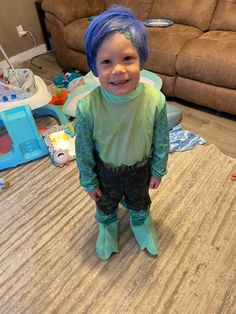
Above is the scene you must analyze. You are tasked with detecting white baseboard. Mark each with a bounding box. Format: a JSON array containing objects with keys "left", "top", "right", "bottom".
[{"left": 0, "top": 44, "right": 47, "bottom": 68}]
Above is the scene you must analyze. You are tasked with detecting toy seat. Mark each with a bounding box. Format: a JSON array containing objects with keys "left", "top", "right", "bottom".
[
  {"left": 0, "top": 75, "right": 69, "bottom": 170},
  {"left": 0, "top": 105, "right": 48, "bottom": 169}
]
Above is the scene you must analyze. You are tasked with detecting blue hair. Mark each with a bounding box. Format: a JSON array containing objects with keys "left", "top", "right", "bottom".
[{"left": 85, "top": 6, "right": 148, "bottom": 77}]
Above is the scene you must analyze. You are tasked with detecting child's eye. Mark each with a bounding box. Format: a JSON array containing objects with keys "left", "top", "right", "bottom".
[
  {"left": 124, "top": 56, "right": 133, "bottom": 62},
  {"left": 101, "top": 59, "right": 111, "bottom": 65}
]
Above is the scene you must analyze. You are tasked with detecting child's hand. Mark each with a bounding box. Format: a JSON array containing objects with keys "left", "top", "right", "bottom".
[
  {"left": 88, "top": 187, "right": 102, "bottom": 201},
  {"left": 149, "top": 176, "right": 161, "bottom": 189}
]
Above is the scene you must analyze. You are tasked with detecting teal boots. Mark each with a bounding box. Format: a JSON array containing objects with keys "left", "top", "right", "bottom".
[
  {"left": 122, "top": 200, "right": 158, "bottom": 255},
  {"left": 96, "top": 217, "right": 119, "bottom": 260},
  {"left": 95, "top": 206, "right": 158, "bottom": 260},
  {"left": 130, "top": 213, "right": 158, "bottom": 255}
]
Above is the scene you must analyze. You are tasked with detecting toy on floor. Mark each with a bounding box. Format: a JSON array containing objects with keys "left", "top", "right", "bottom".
[
  {"left": 0, "top": 68, "right": 69, "bottom": 170},
  {"left": 43, "top": 122, "right": 75, "bottom": 167},
  {"left": 48, "top": 68, "right": 84, "bottom": 105},
  {"left": 0, "top": 124, "right": 46, "bottom": 155},
  {"left": 53, "top": 68, "right": 83, "bottom": 88},
  {"left": 0, "top": 178, "right": 10, "bottom": 190},
  {"left": 49, "top": 87, "right": 69, "bottom": 105}
]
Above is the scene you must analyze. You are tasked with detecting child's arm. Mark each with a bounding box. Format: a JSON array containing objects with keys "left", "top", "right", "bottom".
[
  {"left": 75, "top": 102, "right": 100, "bottom": 193},
  {"left": 151, "top": 95, "right": 169, "bottom": 183}
]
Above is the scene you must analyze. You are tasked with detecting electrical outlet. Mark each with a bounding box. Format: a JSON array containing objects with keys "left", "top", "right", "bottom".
[{"left": 16, "top": 25, "right": 27, "bottom": 37}]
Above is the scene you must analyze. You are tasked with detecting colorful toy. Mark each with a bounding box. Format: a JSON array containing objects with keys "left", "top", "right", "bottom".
[
  {"left": 49, "top": 87, "right": 69, "bottom": 105},
  {"left": 53, "top": 68, "right": 83, "bottom": 88},
  {"left": 0, "top": 178, "right": 10, "bottom": 190},
  {"left": 0, "top": 68, "right": 37, "bottom": 102},
  {"left": 0, "top": 45, "right": 70, "bottom": 170},
  {"left": 0, "top": 73, "right": 69, "bottom": 170},
  {"left": 43, "top": 122, "right": 75, "bottom": 167}
]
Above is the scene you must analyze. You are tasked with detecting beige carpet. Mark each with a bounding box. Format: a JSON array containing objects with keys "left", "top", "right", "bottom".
[{"left": 0, "top": 144, "right": 235, "bottom": 314}]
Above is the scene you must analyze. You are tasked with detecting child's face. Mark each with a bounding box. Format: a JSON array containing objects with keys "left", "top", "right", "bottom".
[{"left": 96, "top": 31, "right": 140, "bottom": 95}]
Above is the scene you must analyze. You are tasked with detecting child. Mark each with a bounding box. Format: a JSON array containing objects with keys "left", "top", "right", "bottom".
[{"left": 75, "top": 6, "right": 169, "bottom": 260}]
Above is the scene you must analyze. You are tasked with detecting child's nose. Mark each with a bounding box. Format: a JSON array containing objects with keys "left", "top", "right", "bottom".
[{"left": 112, "top": 63, "right": 125, "bottom": 74}]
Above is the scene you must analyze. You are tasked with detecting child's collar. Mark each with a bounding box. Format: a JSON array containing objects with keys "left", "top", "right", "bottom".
[{"left": 100, "top": 84, "right": 142, "bottom": 104}]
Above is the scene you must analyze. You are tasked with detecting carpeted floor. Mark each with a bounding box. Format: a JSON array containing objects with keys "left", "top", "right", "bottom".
[{"left": 0, "top": 144, "right": 235, "bottom": 313}]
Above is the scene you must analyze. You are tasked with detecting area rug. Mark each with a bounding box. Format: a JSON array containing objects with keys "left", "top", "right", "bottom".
[{"left": 0, "top": 144, "right": 235, "bottom": 313}]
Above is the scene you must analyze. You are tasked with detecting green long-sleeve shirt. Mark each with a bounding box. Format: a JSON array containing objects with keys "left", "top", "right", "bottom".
[{"left": 75, "top": 83, "right": 169, "bottom": 192}]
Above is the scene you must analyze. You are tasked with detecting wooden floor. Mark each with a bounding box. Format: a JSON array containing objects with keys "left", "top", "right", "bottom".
[{"left": 26, "top": 51, "right": 236, "bottom": 158}]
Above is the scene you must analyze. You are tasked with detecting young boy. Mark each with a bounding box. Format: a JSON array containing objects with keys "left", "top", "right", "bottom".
[{"left": 75, "top": 6, "right": 169, "bottom": 260}]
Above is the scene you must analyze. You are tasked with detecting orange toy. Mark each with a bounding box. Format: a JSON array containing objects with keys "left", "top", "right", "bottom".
[{"left": 49, "top": 89, "right": 69, "bottom": 105}]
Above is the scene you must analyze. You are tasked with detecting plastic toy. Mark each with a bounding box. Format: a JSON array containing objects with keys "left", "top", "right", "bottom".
[
  {"left": 49, "top": 87, "right": 69, "bottom": 105},
  {"left": 43, "top": 122, "right": 75, "bottom": 167},
  {"left": 52, "top": 149, "right": 70, "bottom": 167},
  {"left": 0, "top": 73, "right": 69, "bottom": 170},
  {"left": 53, "top": 68, "right": 83, "bottom": 88},
  {"left": 0, "top": 178, "right": 10, "bottom": 190},
  {"left": 0, "top": 68, "right": 37, "bottom": 102}
]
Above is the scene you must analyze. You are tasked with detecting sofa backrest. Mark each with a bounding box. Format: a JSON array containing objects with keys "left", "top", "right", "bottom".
[
  {"left": 104, "top": 0, "right": 154, "bottom": 20},
  {"left": 150, "top": 0, "right": 218, "bottom": 31},
  {"left": 43, "top": 0, "right": 106, "bottom": 25},
  {"left": 209, "top": 0, "right": 236, "bottom": 31}
]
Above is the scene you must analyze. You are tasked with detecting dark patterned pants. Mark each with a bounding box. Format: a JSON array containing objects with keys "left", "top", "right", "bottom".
[{"left": 95, "top": 156, "right": 151, "bottom": 216}]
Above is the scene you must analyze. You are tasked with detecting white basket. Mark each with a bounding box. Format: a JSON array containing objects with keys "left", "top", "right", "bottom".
[{"left": 0, "top": 68, "right": 37, "bottom": 102}]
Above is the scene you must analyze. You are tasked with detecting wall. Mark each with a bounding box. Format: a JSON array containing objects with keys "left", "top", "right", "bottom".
[{"left": 0, "top": 0, "right": 45, "bottom": 61}]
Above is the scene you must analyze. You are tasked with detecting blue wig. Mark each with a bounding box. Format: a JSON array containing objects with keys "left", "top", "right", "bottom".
[{"left": 85, "top": 6, "right": 148, "bottom": 77}]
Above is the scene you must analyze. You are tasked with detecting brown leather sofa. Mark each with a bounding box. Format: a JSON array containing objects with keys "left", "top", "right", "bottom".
[{"left": 42, "top": 0, "right": 236, "bottom": 115}]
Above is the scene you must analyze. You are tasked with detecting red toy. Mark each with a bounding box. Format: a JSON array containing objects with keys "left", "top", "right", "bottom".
[{"left": 49, "top": 88, "right": 69, "bottom": 105}]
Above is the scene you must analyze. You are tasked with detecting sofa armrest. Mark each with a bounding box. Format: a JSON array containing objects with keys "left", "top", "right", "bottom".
[{"left": 42, "top": 0, "right": 105, "bottom": 26}]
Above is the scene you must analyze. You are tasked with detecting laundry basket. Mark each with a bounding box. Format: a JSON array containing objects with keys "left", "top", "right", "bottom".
[{"left": 0, "top": 68, "right": 37, "bottom": 102}]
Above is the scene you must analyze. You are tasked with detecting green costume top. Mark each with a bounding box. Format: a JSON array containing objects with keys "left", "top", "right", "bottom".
[{"left": 75, "top": 83, "right": 169, "bottom": 192}]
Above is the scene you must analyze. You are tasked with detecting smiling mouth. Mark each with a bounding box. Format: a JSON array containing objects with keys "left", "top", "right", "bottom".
[{"left": 110, "top": 80, "right": 129, "bottom": 86}]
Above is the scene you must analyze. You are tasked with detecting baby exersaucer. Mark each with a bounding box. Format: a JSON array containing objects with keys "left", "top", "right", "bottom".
[{"left": 0, "top": 70, "right": 69, "bottom": 170}]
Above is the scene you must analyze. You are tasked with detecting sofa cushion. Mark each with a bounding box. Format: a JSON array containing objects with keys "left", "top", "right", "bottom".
[
  {"left": 150, "top": 0, "right": 218, "bottom": 31},
  {"left": 105, "top": 0, "right": 153, "bottom": 20},
  {"left": 175, "top": 77, "right": 236, "bottom": 115},
  {"left": 176, "top": 31, "right": 236, "bottom": 89},
  {"left": 64, "top": 19, "right": 89, "bottom": 52},
  {"left": 209, "top": 0, "right": 236, "bottom": 31},
  {"left": 145, "top": 24, "right": 202, "bottom": 76}
]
